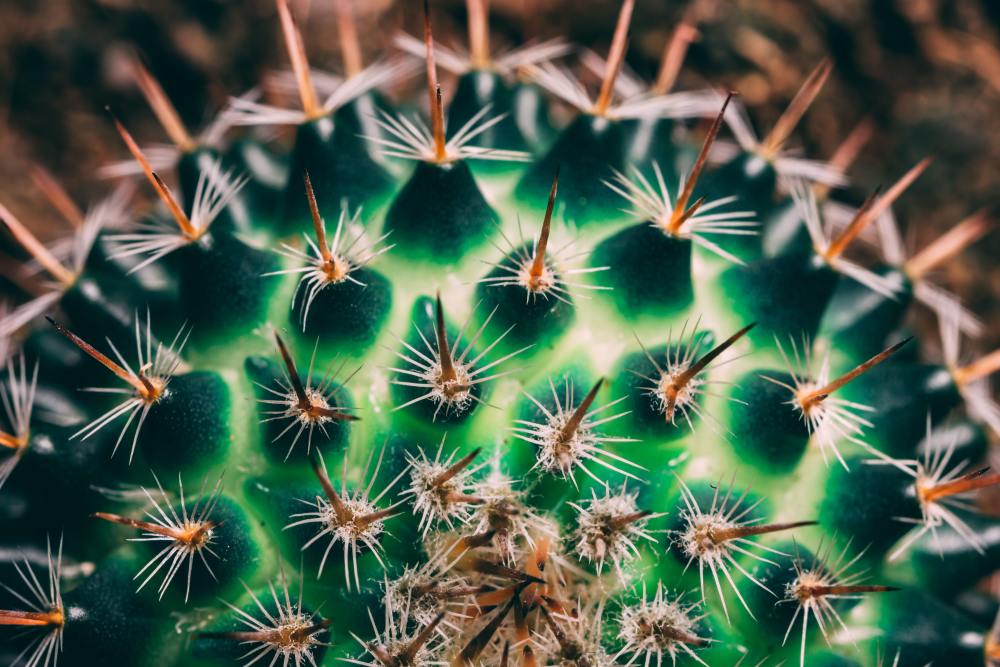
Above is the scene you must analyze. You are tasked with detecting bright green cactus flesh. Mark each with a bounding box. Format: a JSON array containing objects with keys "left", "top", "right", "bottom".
[{"left": 2, "top": 1, "right": 1000, "bottom": 667}]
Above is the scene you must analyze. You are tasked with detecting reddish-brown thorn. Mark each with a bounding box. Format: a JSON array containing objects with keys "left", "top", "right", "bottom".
[
  {"left": 557, "top": 377, "right": 604, "bottom": 445},
  {"left": 29, "top": 163, "right": 85, "bottom": 228},
  {"left": 652, "top": 22, "right": 699, "bottom": 95},
  {"left": 711, "top": 519, "right": 817, "bottom": 543},
  {"left": 528, "top": 166, "right": 559, "bottom": 285},
  {"left": 275, "top": 0, "right": 321, "bottom": 119},
  {"left": 424, "top": 0, "right": 447, "bottom": 162},
  {"left": 333, "top": 0, "right": 364, "bottom": 78},
  {"left": 668, "top": 92, "right": 734, "bottom": 234},
  {"left": 825, "top": 158, "right": 931, "bottom": 261},
  {"left": 920, "top": 467, "right": 1000, "bottom": 505},
  {"left": 906, "top": 210, "right": 993, "bottom": 280},
  {"left": 798, "top": 337, "right": 911, "bottom": 410},
  {"left": 0, "top": 203, "right": 75, "bottom": 287},
  {"left": 46, "top": 317, "right": 156, "bottom": 397},
  {"left": 760, "top": 59, "right": 833, "bottom": 158},
  {"left": 309, "top": 456, "right": 350, "bottom": 525},
  {"left": 593, "top": 0, "right": 635, "bottom": 116},
  {"left": 109, "top": 113, "right": 197, "bottom": 239},
  {"left": 303, "top": 172, "right": 332, "bottom": 264},
  {"left": 466, "top": 0, "right": 490, "bottom": 69},
  {"left": 130, "top": 54, "right": 195, "bottom": 151}
]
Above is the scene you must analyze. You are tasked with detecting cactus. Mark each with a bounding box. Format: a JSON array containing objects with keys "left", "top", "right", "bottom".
[{"left": 1, "top": 1, "right": 999, "bottom": 666}]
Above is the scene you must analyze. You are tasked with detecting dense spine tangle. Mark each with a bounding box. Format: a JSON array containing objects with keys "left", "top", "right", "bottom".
[{"left": 0, "top": 1, "right": 997, "bottom": 667}]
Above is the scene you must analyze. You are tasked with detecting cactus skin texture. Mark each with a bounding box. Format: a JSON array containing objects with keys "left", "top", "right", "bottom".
[{"left": 3, "top": 2, "right": 1000, "bottom": 667}]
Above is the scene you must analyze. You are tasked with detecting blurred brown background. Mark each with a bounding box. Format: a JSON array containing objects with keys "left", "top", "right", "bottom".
[{"left": 1, "top": 0, "right": 998, "bottom": 349}]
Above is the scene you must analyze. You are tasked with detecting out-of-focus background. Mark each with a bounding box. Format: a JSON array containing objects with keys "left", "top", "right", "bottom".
[{"left": 1, "top": 0, "right": 998, "bottom": 347}]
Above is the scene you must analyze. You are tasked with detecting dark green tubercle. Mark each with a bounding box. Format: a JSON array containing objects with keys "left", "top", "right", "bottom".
[
  {"left": 908, "top": 511, "right": 1000, "bottom": 600},
  {"left": 727, "top": 370, "right": 811, "bottom": 472},
  {"left": 623, "top": 117, "right": 679, "bottom": 182},
  {"left": 819, "top": 266, "right": 912, "bottom": 371},
  {"left": 177, "top": 148, "right": 253, "bottom": 236},
  {"left": 5, "top": 425, "right": 132, "bottom": 558},
  {"left": 762, "top": 196, "right": 812, "bottom": 258},
  {"left": 872, "top": 589, "right": 987, "bottom": 667},
  {"left": 294, "top": 265, "right": 393, "bottom": 351},
  {"left": 176, "top": 231, "right": 280, "bottom": 341},
  {"left": 60, "top": 274, "right": 146, "bottom": 351},
  {"left": 715, "top": 252, "right": 838, "bottom": 348},
  {"left": 819, "top": 454, "right": 919, "bottom": 560},
  {"left": 448, "top": 70, "right": 529, "bottom": 173},
  {"left": 511, "top": 81, "right": 557, "bottom": 152},
  {"left": 515, "top": 113, "right": 626, "bottom": 227},
  {"left": 735, "top": 541, "right": 824, "bottom": 644},
  {"left": 282, "top": 96, "right": 395, "bottom": 234},
  {"left": 222, "top": 137, "right": 289, "bottom": 225},
  {"left": 384, "top": 160, "right": 499, "bottom": 263},
  {"left": 245, "top": 354, "right": 353, "bottom": 464},
  {"left": 696, "top": 152, "right": 776, "bottom": 262},
  {"left": 243, "top": 474, "right": 319, "bottom": 559},
  {"left": 58, "top": 557, "right": 169, "bottom": 667},
  {"left": 475, "top": 243, "right": 574, "bottom": 351},
  {"left": 75, "top": 228, "right": 184, "bottom": 333},
  {"left": 838, "top": 362, "right": 962, "bottom": 457},
  {"left": 591, "top": 222, "right": 693, "bottom": 317},
  {"left": 139, "top": 371, "right": 231, "bottom": 475}
]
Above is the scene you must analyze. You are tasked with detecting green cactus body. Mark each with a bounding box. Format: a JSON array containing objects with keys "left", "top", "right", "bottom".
[{"left": 1, "top": 3, "right": 999, "bottom": 667}]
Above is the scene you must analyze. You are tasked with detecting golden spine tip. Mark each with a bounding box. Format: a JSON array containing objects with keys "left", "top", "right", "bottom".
[
  {"left": 761, "top": 58, "right": 833, "bottom": 158},
  {"left": 593, "top": 0, "right": 635, "bottom": 116},
  {"left": 130, "top": 54, "right": 196, "bottom": 152},
  {"left": 0, "top": 201, "right": 75, "bottom": 287},
  {"left": 466, "top": 0, "right": 491, "bottom": 69},
  {"left": 333, "top": 0, "right": 364, "bottom": 78},
  {"left": 825, "top": 157, "right": 930, "bottom": 261},
  {"left": 29, "top": 163, "right": 85, "bottom": 228},
  {"left": 652, "top": 21, "right": 699, "bottom": 95},
  {"left": 669, "top": 92, "right": 734, "bottom": 234},
  {"left": 276, "top": 0, "right": 321, "bottom": 119},
  {"left": 954, "top": 347, "right": 1000, "bottom": 386},
  {"left": 906, "top": 210, "right": 993, "bottom": 279}
]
